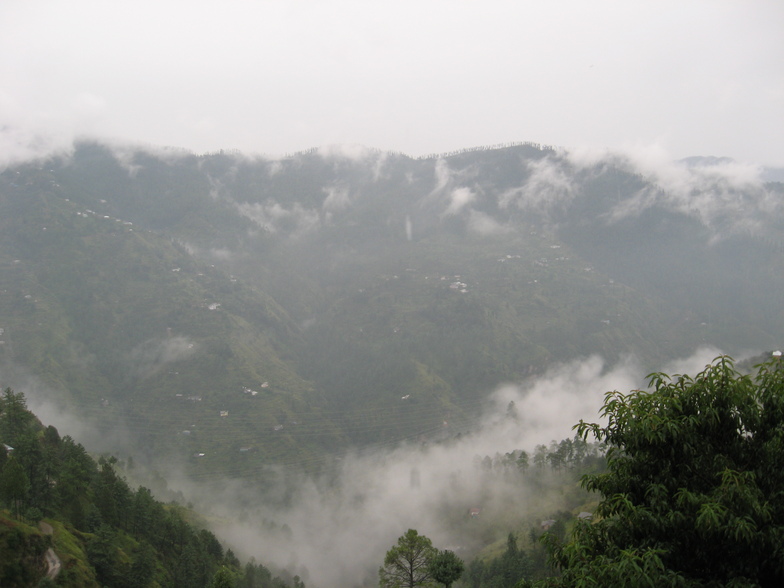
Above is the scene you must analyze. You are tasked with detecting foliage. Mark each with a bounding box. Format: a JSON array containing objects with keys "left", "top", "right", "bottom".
[
  {"left": 379, "top": 529, "right": 437, "bottom": 588},
  {"left": 429, "top": 549, "right": 464, "bottom": 588},
  {"left": 6, "top": 142, "right": 783, "bottom": 478},
  {"left": 464, "top": 533, "right": 532, "bottom": 588},
  {"left": 536, "top": 356, "right": 784, "bottom": 587},
  {"left": 0, "top": 389, "right": 304, "bottom": 587},
  {"left": 0, "top": 456, "right": 29, "bottom": 519},
  {"left": 0, "top": 518, "right": 50, "bottom": 587},
  {"left": 210, "top": 565, "right": 237, "bottom": 588}
]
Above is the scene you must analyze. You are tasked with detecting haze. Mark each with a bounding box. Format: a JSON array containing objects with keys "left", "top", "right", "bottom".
[
  {"left": 20, "top": 349, "right": 724, "bottom": 587},
  {"left": 2, "top": 0, "right": 783, "bottom": 165}
]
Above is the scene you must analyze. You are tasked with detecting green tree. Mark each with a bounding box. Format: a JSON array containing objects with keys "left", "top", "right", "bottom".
[
  {"left": 379, "top": 529, "right": 437, "bottom": 588},
  {"left": 86, "top": 524, "right": 121, "bottom": 587},
  {"left": 429, "top": 549, "right": 464, "bottom": 588},
  {"left": 538, "top": 356, "right": 784, "bottom": 587},
  {"left": 210, "top": 565, "right": 236, "bottom": 588},
  {"left": 126, "top": 542, "right": 156, "bottom": 588},
  {"left": 0, "top": 456, "right": 30, "bottom": 518},
  {"left": 55, "top": 436, "right": 94, "bottom": 529},
  {"left": 0, "top": 388, "right": 34, "bottom": 445},
  {"left": 465, "top": 533, "right": 532, "bottom": 588}
]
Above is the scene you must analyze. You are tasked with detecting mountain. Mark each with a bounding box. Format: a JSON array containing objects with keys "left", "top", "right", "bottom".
[{"left": 1, "top": 140, "right": 782, "bottom": 477}]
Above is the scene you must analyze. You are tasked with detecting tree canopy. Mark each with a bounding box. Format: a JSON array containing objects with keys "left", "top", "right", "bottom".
[
  {"left": 429, "top": 549, "right": 464, "bottom": 588},
  {"left": 0, "top": 388, "right": 304, "bottom": 588},
  {"left": 537, "top": 356, "right": 784, "bottom": 587},
  {"left": 379, "top": 529, "right": 438, "bottom": 588}
]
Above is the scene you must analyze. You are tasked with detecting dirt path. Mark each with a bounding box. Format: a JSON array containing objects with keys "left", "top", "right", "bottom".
[{"left": 38, "top": 522, "right": 62, "bottom": 580}]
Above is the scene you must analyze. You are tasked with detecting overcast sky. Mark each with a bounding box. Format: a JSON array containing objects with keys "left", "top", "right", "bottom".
[{"left": 1, "top": 0, "right": 782, "bottom": 164}]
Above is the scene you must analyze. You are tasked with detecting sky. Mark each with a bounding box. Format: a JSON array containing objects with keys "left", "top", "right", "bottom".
[{"left": 1, "top": 0, "right": 783, "bottom": 165}]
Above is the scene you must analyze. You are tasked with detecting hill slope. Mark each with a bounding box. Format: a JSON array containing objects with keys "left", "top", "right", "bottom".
[{"left": 1, "top": 141, "right": 782, "bottom": 475}]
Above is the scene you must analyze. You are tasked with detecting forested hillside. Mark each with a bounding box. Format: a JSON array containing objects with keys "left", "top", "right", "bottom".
[
  {"left": 1, "top": 141, "right": 782, "bottom": 477},
  {"left": 0, "top": 387, "right": 303, "bottom": 587}
]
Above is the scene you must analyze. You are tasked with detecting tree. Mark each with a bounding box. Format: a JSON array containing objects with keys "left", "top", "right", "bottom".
[
  {"left": 538, "top": 356, "right": 784, "bottom": 587},
  {"left": 0, "top": 456, "right": 30, "bottom": 518},
  {"left": 87, "top": 524, "right": 121, "bottom": 587},
  {"left": 429, "top": 549, "right": 464, "bottom": 588},
  {"left": 126, "top": 543, "right": 156, "bottom": 588},
  {"left": 0, "top": 388, "right": 34, "bottom": 446},
  {"left": 210, "top": 565, "right": 236, "bottom": 588},
  {"left": 464, "top": 533, "right": 532, "bottom": 588},
  {"left": 379, "top": 529, "right": 437, "bottom": 588}
]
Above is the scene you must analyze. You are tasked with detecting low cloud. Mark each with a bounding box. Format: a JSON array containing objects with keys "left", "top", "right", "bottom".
[
  {"left": 430, "top": 159, "right": 454, "bottom": 197},
  {"left": 499, "top": 156, "right": 576, "bottom": 213},
  {"left": 444, "top": 186, "right": 475, "bottom": 215},
  {"left": 0, "top": 361, "right": 134, "bottom": 456},
  {"left": 566, "top": 144, "right": 780, "bottom": 239},
  {"left": 236, "top": 200, "right": 321, "bottom": 237},
  {"left": 127, "top": 336, "right": 197, "bottom": 380},
  {"left": 466, "top": 209, "right": 508, "bottom": 236},
  {"left": 322, "top": 185, "right": 351, "bottom": 211},
  {"left": 182, "top": 349, "right": 724, "bottom": 588},
  {"left": 0, "top": 126, "right": 75, "bottom": 170},
  {"left": 2, "top": 344, "right": 745, "bottom": 588}
]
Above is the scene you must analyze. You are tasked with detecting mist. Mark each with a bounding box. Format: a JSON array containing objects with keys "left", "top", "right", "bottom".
[
  {"left": 166, "top": 347, "right": 724, "bottom": 588},
  {"left": 1, "top": 135, "right": 778, "bottom": 586},
  {"left": 0, "top": 334, "right": 747, "bottom": 586}
]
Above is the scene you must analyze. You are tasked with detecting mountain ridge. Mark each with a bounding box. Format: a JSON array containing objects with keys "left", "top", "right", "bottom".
[{"left": 1, "top": 139, "right": 782, "bottom": 476}]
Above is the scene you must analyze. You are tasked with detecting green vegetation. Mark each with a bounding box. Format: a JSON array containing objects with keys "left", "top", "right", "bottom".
[
  {"left": 0, "top": 387, "right": 302, "bottom": 587},
  {"left": 396, "top": 357, "right": 784, "bottom": 587},
  {"left": 3, "top": 143, "right": 783, "bottom": 477},
  {"left": 379, "top": 529, "right": 465, "bottom": 588},
  {"left": 464, "top": 533, "right": 532, "bottom": 588},
  {"left": 3, "top": 142, "right": 784, "bottom": 584},
  {"left": 525, "top": 356, "right": 784, "bottom": 587},
  {"left": 429, "top": 550, "right": 464, "bottom": 588}
]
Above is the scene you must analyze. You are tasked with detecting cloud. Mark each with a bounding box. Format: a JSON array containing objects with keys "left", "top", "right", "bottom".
[
  {"left": 562, "top": 144, "right": 782, "bottom": 239},
  {"left": 444, "top": 186, "right": 475, "bottom": 215},
  {"left": 0, "top": 361, "right": 135, "bottom": 456},
  {"left": 1, "top": 344, "right": 751, "bottom": 588},
  {"left": 127, "top": 336, "right": 198, "bottom": 380},
  {"left": 430, "top": 159, "right": 454, "bottom": 197},
  {"left": 466, "top": 209, "right": 508, "bottom": 236},
  {"left": 0, "top": 125, "right": 75, "bottom": 170},
  {"left": 498, "top": 156, "right": 577, "bottom": 213},
  {"left": 180, "top": 349, "right": 723, "bottom": 588},
  {"left": 322, "top": 185, "right": 351, "bottom": 211},
  {"left": 660, "top": 345, "right": 741, "bottom": 378},
  {"left": 235, "top": 200, "right": 321, "bottom": 236}
]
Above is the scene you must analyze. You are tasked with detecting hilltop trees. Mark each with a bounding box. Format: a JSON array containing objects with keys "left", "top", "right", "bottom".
[{"left": 537, "top": 356, "right": 784, "bottom": 587}]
